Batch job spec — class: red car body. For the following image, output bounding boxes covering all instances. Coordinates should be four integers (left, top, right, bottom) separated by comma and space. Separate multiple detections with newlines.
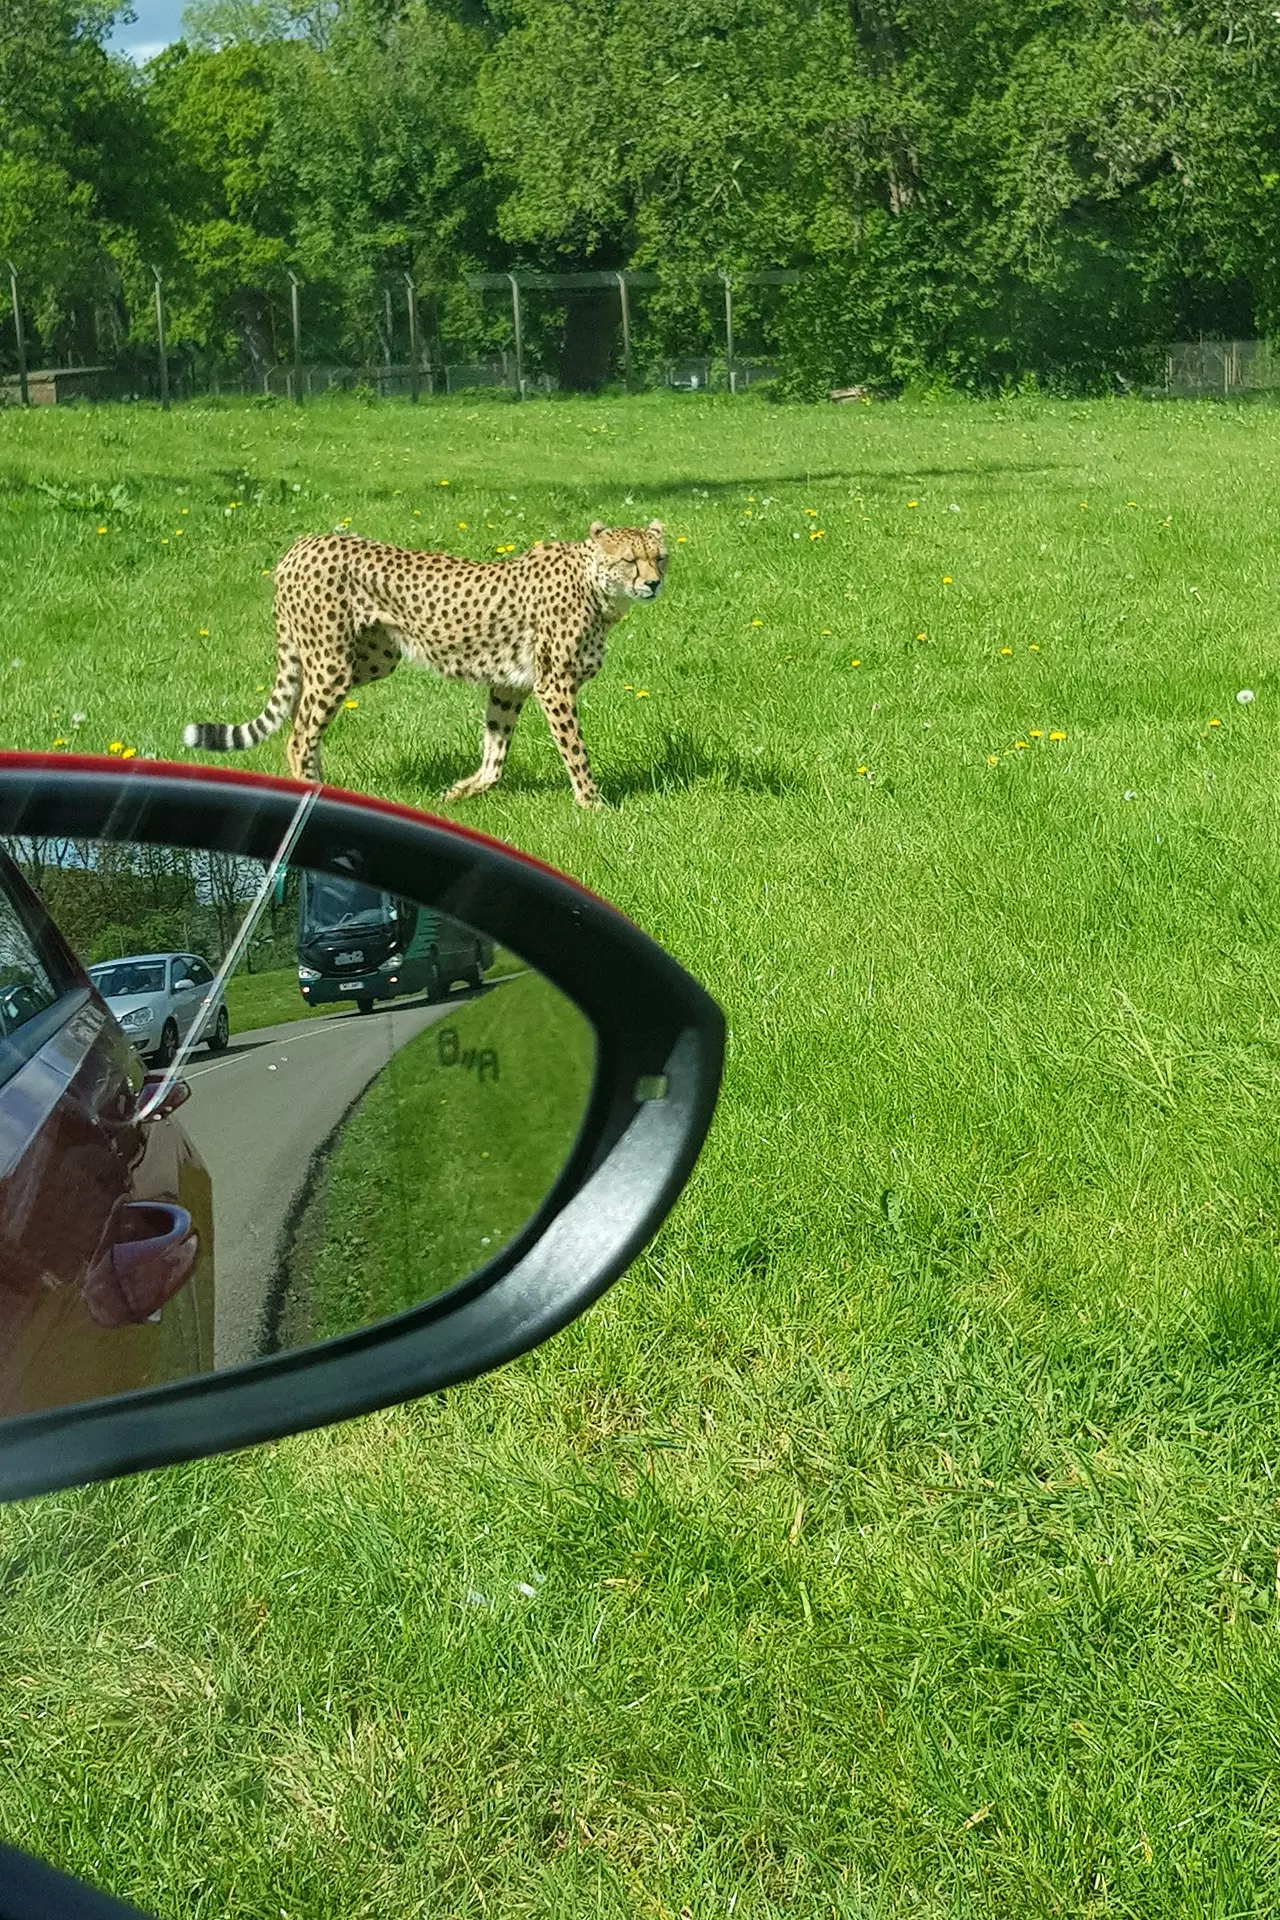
0, 841, 214, 1418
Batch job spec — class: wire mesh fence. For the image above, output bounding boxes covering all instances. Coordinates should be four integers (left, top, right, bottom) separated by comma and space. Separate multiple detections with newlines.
17, 260, 1273, 407
0, 262, 798, 406
1156, 340, 1280, 398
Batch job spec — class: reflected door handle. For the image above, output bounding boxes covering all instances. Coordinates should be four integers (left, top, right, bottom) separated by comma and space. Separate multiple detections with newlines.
133, 1074, 191, 1122
83, 1202, 200, 1328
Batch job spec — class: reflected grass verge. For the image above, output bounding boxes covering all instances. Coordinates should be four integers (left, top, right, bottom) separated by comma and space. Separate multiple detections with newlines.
291, 971, 595, 1345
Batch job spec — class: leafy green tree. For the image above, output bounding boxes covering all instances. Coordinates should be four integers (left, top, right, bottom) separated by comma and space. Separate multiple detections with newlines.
0, 0, 161, 364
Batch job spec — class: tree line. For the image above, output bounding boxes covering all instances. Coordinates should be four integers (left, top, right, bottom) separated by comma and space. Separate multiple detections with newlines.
3, 0, 1279, 394
8, 837, 299, 969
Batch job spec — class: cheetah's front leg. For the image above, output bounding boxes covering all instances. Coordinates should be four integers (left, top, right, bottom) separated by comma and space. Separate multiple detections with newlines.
534, 671, 602, 809
442, 687, 527, 802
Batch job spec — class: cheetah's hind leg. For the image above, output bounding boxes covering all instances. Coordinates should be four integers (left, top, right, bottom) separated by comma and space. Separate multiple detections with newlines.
442, 686, 527, 801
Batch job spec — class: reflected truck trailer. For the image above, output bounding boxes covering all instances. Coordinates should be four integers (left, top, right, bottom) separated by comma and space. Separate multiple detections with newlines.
296, 871, 494, 1014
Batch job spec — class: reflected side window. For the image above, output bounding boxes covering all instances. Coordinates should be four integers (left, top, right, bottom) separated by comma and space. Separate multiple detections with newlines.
0, 883, 62, 1045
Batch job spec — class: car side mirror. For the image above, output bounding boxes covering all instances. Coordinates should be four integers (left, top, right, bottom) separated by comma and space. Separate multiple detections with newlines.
0, 755, 724, 1505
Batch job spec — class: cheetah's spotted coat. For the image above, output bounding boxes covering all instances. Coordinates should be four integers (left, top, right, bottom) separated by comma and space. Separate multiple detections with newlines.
183, 519, 668, 807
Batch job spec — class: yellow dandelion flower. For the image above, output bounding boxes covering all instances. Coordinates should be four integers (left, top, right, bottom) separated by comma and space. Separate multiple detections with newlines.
1029, 643, 1040, 652
107, 741, 124, 755
1015, 740, 1028, 750
439, 479, 449, 486
261, 567, 271, 575
751, 619, 764, 627
1208, 717, 1222, 727
986, 754, 999, 767
676, 534, 688, 544
636, 689, 650, 698
942, 575, 952, 584
458, 522, 468, 530
174, 528, 183, 536
181, 507, 189, 515
907, 500, 919, 508
1126, 500, 1137, 507
1080, 501, 1088, 510
120, 747, 137, 761
916, 631, 927, 642
804, 508, 818, 517
96, 526, 107, 535
412, 509, 421, 517
52, 737, 68, 749
199, 628, 209, 638
1000, 647, 1013, 657
343, 698, 359, 710
851, 659, 862, 668
160, 538, 169, 545
810, 529, 825, 540
822, 628, 832, 635
1049, 730, 1066, 741
857, 764, 869, 775
1029, 729, 1044, 739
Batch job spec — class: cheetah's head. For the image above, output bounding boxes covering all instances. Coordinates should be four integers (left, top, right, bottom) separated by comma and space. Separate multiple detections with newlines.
587, 519, 668, 603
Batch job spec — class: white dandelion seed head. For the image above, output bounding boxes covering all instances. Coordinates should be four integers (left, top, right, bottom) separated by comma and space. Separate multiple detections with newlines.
1237, 688, 1255, 704
1123, 790, 1138, 801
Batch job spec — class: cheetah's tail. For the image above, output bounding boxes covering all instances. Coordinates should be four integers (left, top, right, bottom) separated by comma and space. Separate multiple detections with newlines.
183, 662, 300, 754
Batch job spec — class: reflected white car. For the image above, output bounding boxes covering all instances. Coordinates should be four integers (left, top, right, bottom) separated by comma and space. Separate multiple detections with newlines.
87, 951, 230, 1067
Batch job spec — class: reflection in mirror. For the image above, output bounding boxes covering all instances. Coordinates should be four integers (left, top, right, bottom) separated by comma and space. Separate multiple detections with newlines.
0, 830, 595, 1420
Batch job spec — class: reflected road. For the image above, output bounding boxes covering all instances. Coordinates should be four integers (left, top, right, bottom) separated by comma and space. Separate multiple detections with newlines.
181, 996, 460, 1366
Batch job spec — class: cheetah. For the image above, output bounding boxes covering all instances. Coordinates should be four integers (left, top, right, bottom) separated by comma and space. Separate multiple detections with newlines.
182, 519, 668, 808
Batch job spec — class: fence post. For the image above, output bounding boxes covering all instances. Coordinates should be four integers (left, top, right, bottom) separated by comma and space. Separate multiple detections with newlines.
508, 273, 523, 397
287, 270, 303, 404
617, 272, 632, 390
405, 273, 420, 404
152, 266, 170, 411
724, 274, 735, 392
6, 263, 28, 407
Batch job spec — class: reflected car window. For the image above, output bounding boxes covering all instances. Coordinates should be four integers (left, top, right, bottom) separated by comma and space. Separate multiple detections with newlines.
0, 888, 60, 1041
89, 962, 167, 996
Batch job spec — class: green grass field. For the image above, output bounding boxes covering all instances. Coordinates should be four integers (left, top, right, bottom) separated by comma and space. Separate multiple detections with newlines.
2, 388, 1280, 1915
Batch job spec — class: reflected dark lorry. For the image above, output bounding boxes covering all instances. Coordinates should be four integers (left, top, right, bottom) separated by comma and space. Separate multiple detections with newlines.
296, 872, 493, 1014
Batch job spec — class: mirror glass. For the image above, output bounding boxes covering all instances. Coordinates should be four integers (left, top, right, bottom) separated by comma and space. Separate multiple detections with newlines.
0, 827, 595, 1418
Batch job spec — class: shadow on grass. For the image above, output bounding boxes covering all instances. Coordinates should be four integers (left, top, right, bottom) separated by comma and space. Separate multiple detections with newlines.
579, 462, 1061, 505
395, 729, 800, 803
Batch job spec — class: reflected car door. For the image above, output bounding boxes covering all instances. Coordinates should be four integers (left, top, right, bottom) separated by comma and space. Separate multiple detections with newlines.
170, 955, 201, 1039
186, 955, 216, 1038
0, 851, 215, 1418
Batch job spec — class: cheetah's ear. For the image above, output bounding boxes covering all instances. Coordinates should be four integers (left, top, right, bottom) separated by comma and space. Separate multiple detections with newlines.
647, 519, 664, 536
589, 519, 606, 537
